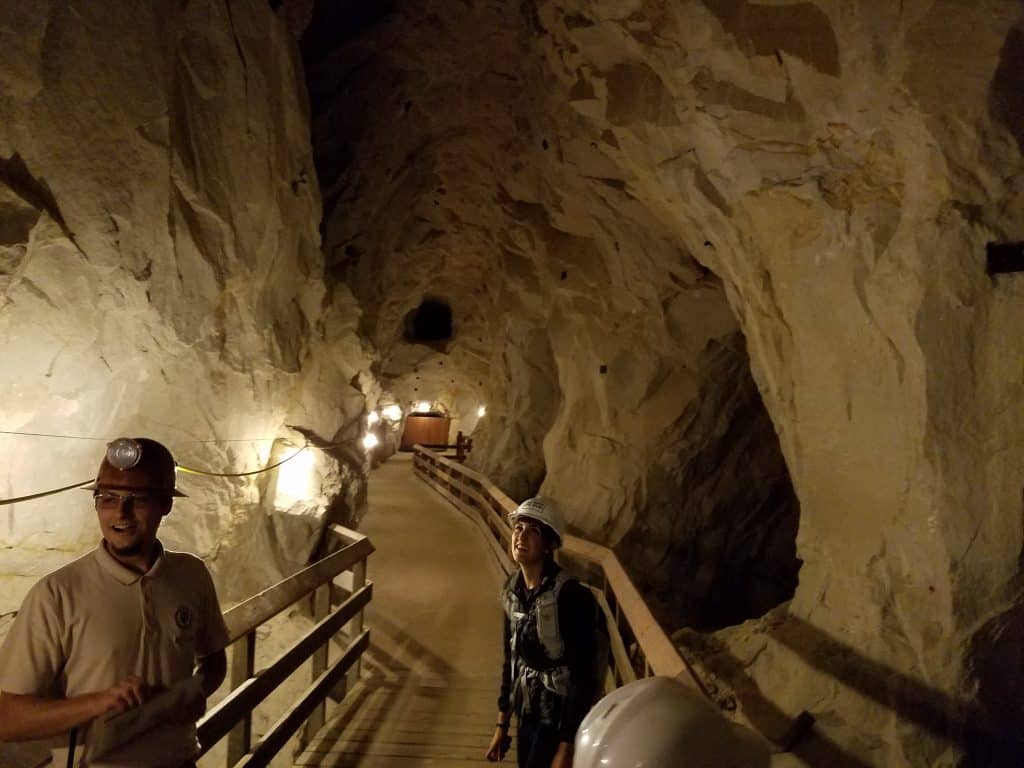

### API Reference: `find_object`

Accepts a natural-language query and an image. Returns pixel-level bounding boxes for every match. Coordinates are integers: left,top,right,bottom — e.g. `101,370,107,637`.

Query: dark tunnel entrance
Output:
403,298,453,349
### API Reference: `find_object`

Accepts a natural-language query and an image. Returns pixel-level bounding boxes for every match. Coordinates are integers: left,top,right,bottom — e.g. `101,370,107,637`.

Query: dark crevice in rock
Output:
0,154,78,253
0,199,41,250
302,1,399,64
617,335,801,632
990,23,1024,154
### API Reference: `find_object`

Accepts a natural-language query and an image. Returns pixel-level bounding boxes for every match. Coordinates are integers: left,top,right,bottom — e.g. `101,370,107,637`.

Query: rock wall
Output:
0,0,375,626
308,0,1024,764
616,333,800,631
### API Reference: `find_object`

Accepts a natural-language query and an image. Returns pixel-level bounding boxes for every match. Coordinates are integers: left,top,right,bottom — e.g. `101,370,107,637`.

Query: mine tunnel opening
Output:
403,298,454,349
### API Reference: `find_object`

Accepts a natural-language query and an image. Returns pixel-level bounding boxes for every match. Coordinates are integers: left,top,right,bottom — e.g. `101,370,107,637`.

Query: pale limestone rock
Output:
0,0,375,625
0,0,1020,765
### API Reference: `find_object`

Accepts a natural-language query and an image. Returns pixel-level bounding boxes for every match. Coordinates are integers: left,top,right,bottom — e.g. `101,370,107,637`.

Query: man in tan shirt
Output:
0,437,228,767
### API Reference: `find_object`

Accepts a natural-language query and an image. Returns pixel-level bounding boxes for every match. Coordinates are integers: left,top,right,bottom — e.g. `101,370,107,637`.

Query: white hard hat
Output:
509,496,565,543
574,676,771,768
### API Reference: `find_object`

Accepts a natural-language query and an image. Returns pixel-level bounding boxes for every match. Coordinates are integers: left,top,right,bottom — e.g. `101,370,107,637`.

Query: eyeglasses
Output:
93,491,165,512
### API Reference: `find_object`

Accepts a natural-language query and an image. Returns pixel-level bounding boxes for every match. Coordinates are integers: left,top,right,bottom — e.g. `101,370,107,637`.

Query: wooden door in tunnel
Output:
400,414,451,450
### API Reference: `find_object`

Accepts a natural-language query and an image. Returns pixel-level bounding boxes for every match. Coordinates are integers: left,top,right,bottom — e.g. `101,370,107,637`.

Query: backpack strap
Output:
534,570,574,660
502,568,576,658
501,570,520,619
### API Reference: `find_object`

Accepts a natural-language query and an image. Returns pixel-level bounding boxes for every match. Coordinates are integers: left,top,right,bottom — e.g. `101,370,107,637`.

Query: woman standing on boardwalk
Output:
485,497,599,768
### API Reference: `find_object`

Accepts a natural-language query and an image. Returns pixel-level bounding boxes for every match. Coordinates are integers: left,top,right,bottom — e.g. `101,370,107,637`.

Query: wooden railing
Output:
196,524,374,767
412,445,708,697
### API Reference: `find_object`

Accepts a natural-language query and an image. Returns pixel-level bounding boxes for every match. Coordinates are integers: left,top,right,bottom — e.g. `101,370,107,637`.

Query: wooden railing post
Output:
192,528,374,767
347,559,367,691
227,629,256,766
302,582,332,745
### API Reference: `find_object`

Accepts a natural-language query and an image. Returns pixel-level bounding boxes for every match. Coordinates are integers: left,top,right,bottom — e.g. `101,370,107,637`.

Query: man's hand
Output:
0,678,149,743
550,741,572,768
197,650,227,698
485,725,511,762
96,676,148,716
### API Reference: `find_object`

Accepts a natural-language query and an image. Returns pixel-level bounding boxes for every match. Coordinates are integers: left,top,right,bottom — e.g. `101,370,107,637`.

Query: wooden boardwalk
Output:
294,452,512,767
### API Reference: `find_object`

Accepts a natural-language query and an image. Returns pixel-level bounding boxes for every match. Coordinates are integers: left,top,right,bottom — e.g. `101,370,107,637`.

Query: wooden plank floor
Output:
295,453,513,767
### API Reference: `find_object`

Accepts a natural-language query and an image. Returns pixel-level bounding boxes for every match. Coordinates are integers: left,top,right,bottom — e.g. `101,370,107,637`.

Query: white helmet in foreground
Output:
575,676,770,767
509,496,565,543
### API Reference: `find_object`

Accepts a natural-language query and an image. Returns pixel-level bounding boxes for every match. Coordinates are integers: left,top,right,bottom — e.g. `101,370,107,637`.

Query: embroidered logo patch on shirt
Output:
175,605,194,630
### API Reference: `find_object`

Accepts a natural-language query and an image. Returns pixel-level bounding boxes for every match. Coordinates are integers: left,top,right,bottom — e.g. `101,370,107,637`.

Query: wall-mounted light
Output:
367,410,380,425
414,401,431,413
381,404,403,421
362,433,380,450
274,448,316,510
477,405,487,417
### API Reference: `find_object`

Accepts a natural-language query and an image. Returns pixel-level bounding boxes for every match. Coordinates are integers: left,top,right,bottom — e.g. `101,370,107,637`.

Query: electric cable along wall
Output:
0,429,346,506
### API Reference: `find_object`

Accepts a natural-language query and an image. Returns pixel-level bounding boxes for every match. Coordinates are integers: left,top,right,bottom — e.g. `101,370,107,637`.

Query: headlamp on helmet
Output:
106,438,143,470
84,436,186,497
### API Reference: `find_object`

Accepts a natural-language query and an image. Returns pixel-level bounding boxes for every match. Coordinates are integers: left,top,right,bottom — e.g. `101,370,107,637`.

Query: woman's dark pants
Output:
517,715,561,768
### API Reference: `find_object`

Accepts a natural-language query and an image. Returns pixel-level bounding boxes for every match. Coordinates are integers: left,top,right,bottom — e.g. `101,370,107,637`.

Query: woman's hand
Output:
485,725,511,761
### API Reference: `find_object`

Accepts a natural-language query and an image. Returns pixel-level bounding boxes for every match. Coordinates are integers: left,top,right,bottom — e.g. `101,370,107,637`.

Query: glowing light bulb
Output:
367,410,380,425
415,401,431,413
477,405,487,417
274,448,316,510
382,404,402,421
362,433,379,450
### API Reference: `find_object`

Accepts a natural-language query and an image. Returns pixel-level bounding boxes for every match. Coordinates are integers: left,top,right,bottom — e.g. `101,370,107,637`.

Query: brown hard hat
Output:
85,437,186,497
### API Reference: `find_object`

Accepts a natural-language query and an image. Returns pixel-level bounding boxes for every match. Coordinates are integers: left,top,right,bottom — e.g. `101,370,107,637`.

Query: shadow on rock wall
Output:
617,334,801,631
679,607,1023,767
